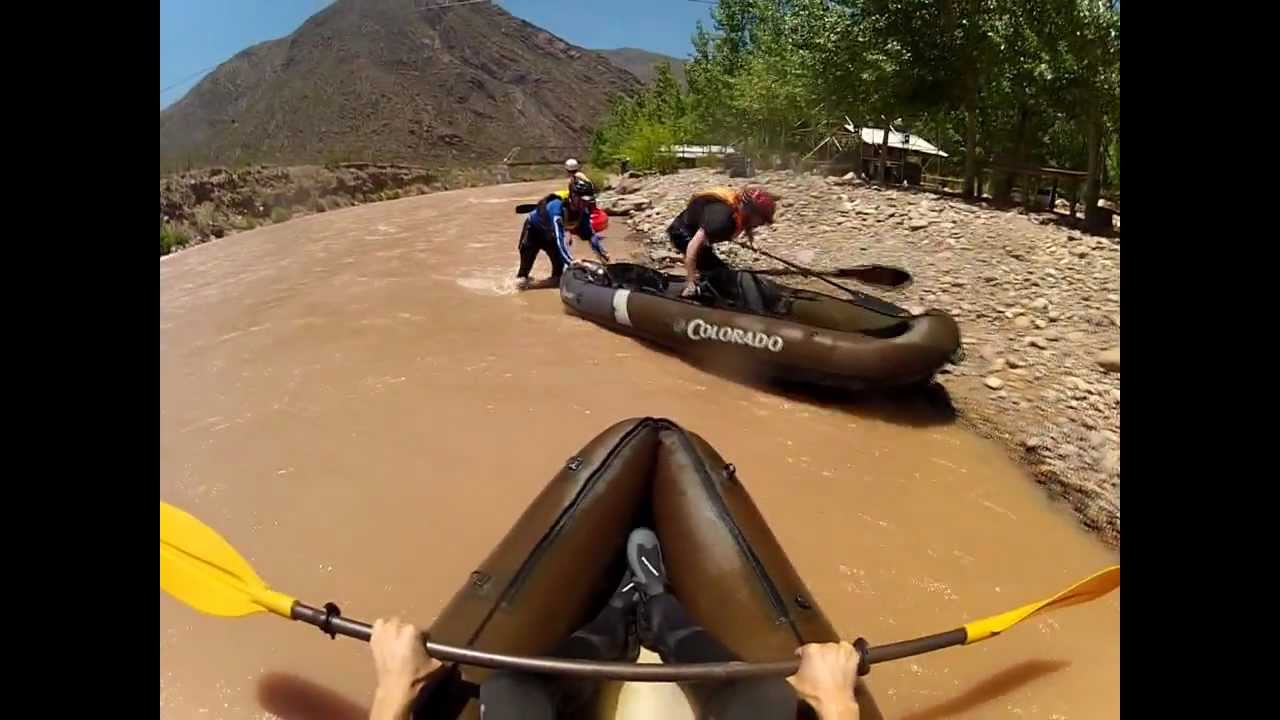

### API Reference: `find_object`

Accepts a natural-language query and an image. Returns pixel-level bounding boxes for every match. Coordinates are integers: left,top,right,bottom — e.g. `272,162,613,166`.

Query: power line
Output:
160,63,220,96
416,0,491,9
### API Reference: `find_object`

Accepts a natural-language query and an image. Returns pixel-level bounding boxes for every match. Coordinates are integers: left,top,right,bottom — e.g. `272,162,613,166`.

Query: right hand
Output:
787,642,861,719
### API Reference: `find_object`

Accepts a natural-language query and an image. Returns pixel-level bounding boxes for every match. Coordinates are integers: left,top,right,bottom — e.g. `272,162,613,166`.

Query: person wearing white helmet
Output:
564,158,590,186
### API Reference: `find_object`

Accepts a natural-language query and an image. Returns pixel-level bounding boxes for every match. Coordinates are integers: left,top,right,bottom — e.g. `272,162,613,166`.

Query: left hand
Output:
370,617,442,717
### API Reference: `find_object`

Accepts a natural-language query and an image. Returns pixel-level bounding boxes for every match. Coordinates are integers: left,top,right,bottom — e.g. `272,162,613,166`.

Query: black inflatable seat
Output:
701,270,786,315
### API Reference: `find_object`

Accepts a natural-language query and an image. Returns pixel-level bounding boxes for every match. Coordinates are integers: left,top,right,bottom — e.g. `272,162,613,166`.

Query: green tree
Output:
595,0,1119,207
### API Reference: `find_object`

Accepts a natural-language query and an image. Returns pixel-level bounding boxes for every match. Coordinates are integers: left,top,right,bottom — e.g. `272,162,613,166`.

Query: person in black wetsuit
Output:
366,529,866,720
668,186,780,298
516,177,603,289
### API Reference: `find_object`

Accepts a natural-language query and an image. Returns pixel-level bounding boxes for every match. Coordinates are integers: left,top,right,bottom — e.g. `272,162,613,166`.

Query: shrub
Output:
270,207,291,223
160,223,190,256
618,118,679,174
582,165,610,191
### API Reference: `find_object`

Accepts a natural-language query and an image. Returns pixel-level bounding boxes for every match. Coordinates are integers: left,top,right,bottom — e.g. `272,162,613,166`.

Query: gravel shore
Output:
600,168,1120,548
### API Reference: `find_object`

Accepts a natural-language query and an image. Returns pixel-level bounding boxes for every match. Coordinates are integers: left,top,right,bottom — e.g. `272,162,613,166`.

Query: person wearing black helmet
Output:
516,177,605,289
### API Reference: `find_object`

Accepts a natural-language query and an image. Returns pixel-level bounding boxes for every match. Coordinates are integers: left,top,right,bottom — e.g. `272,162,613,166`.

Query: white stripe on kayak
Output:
612,289,633,327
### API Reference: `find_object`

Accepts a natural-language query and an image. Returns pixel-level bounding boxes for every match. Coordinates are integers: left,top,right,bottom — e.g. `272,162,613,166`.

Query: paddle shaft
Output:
290,601,965,682
735,243,866,299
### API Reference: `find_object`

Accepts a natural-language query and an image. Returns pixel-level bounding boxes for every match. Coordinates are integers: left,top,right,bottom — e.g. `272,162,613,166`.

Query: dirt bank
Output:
159,162,558,256
599,168,1120,548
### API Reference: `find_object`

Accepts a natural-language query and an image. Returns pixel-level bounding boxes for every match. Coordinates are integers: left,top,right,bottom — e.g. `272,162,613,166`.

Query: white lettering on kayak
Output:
612,289,633,327
684,318,784,352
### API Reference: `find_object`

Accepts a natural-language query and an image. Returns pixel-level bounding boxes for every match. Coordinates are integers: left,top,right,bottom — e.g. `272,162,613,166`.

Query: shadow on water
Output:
613,331,958,429
257,673,367,720
899,659,1071,720
762,375,956,429
259,670,475,720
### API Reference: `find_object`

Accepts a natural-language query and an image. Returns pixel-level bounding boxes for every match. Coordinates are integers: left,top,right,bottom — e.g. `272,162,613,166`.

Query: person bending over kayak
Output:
516,177,606,288
668,185,779,298
367,528,864,720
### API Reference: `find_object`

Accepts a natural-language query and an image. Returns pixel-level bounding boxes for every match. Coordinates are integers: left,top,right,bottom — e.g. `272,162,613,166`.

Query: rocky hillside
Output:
600,169,1121,548
159,0,641,172
595,48,686,86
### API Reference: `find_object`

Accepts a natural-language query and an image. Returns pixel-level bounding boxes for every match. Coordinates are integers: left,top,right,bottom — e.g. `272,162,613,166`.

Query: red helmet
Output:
741,187,778,224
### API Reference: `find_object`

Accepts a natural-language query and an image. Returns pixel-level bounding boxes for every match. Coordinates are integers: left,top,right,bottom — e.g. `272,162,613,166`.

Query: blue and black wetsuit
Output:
516,195,600,280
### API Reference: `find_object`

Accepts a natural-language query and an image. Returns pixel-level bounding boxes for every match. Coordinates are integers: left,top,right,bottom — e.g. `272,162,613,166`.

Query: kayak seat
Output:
703,270,788,316
607,263,670,293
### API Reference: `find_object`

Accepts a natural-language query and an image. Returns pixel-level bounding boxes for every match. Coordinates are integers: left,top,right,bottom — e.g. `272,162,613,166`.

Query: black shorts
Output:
517,220,567,279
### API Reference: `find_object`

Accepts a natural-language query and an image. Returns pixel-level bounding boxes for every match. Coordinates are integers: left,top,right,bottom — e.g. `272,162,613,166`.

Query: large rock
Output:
602,195,652,216
613,176,642,196
1096,347,1120,373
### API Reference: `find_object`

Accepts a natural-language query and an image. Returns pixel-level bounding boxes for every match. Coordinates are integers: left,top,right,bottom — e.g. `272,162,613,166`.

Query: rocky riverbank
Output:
599,168,1120,548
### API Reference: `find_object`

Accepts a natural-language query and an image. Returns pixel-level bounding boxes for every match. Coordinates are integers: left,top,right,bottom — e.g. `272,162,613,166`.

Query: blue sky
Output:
159,0,714,109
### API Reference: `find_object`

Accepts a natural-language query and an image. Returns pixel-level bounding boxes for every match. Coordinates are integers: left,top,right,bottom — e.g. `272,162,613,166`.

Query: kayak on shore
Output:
559,262,962,391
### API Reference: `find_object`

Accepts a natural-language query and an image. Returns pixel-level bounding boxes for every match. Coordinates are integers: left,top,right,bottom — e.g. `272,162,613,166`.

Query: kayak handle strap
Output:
289,601,968,682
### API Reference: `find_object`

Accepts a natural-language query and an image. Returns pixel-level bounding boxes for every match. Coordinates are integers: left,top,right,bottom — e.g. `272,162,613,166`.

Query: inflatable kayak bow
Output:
161,419,1117,694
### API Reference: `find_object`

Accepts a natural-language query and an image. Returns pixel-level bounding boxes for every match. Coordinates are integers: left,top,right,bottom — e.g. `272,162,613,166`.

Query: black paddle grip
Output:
292,601,373,641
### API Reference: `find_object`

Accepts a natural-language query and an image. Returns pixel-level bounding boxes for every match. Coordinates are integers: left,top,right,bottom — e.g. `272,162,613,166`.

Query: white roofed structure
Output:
848,123,949,157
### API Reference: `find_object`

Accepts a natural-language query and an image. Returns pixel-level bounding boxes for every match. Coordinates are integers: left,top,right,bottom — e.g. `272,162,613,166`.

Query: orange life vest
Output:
688,187,745,237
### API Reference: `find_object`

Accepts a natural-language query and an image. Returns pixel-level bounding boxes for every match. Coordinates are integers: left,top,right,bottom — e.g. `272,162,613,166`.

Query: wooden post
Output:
1050,176,1059,212
879,126,890,184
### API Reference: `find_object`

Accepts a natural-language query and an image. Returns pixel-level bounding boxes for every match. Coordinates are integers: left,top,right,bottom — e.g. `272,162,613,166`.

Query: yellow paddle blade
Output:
160,502,295,619
963,565,1119,644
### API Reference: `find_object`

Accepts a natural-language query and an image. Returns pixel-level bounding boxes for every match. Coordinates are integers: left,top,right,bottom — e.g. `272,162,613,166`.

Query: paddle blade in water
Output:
963,566,1119,644
160,502,294,618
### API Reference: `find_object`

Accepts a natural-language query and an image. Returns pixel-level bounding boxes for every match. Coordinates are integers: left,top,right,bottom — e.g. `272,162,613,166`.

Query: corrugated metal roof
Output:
846,124,949,157
663,144,737,158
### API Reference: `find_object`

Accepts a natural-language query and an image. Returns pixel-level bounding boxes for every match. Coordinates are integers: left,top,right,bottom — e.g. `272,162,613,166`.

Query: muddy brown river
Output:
160,180,1118,719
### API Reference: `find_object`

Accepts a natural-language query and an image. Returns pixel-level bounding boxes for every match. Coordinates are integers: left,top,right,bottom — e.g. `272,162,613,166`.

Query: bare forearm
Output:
369,684,415,720
685,230,707,282
812,697,860,720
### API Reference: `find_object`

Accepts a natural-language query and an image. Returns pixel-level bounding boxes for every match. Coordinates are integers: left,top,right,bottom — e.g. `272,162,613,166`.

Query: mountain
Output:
595,48,686,87
159,0,642,172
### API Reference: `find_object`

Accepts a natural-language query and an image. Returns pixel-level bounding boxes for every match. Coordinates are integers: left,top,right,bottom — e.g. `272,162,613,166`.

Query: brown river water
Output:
160,180,1118,719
